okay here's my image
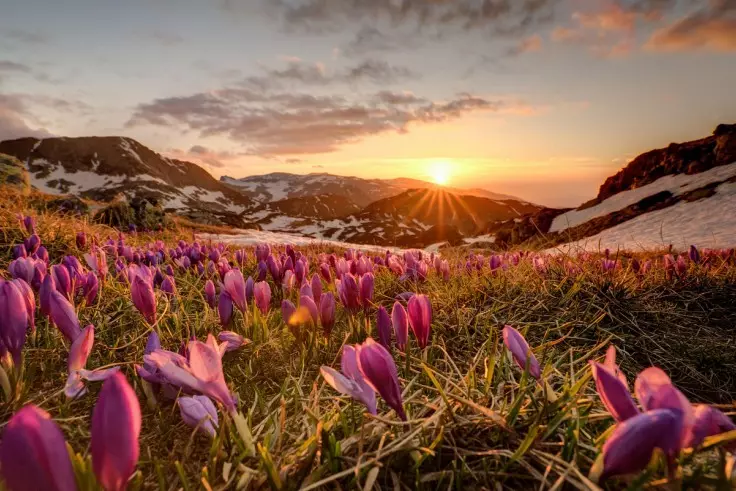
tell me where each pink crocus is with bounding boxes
[204,280,216,308]
[359,273,374,308]
[502,325,541,379]
[91,372,142,491]
[48,290,82,342]
[11,278,35,333]
[300,295,319,327]
[319,292,336,336]
[0,405,77,491]
[337,273,361,313]
[83,271,99,305]
[218,291,234,327]
[407,294,432,349]
[0,280,28,365]
[321,345,377,414]
[254,281,271,315]
[311,273,322,306]
[223,270,247,313]
[131,274,157,324]
[391,301,409,351]
[356,338,406,420]
[217,331,248,354]
[376,306,392,349]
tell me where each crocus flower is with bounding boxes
[356,338,406,420]
[282,270,295,292]
[319,293,336,336]
[502,325,541,379]
[11,278,35,333]
[254,281,271,315]
[321,345,377,414]
[407,294,432,349]
[65,324,100,399]
[131,274,157,324]
[295,260,306,284]
[161,275,176,296]
[300,295,319,327]
[51,264,73,301]
[12,244,26,259]
[91,372,142,491]
[359,273,374,308]
[376,306,392,349]
[178,395,219,438]
[0,405,77,491]
[223,270,247,313]
[392,301,409,351]
[689,245,700,264]
[0,280,28,364]
[8,257,35,284]
[245,276,255,304]
[310,273,322,306]
[337,273,361,313]
[319,262,332,283]
[84,271,99,305]
[281,299,297,325]
[48,290,82,342]
[217,331,247,353]
[25,234,40,254]
[218,291,234,327]
[604,345,627,387]
[590,362,639,422]
[204,280,216,308]
[39,273,56,317]
[299,282,313,300]
[266,255,281,282]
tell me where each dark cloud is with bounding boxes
[342,60,418,84]
[128,84,533,157]
[0,61,32,73]
[343,26,421,55]
[647,0,736,51]
[3,29,49,45]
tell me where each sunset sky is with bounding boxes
[1,0,735,206]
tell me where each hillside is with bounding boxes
[486,124,736,251]
[0,136,254,227]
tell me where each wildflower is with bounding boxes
[321,345,377,414]
[223,270,247,313]
[8,257,35,284]
[254,281,271,315]
[48,290,82,342]
[0,280,28,364]
[161,275,177,296]
[356,339,406,420]
[300,295,319,327]
[359,273,374,308]
[502,325,541,379]
[311,273,322,306]
[299,282,313,300]
[217,331,248,353]
[281,300,297,325]
[590,362,639,422]
[51,264,73,301]
[131,274,157,324]
[218,291,234,327]
[0,405,77,491]
[91,372,142,491]
[11,278,35,333]
[245,276,255,304]
[83,271,99,305]
[319,262,332,283]
[76,231,87,249]
[407,294,432,349]
[376,306,392,349]
[178,395,219,438]
[392,301,409,351]
[337,273,360,313]
[689,245,700,264]
[204,280,216,308]
[319,292,336,336]
[39,273,56,317]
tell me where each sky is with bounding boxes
[0,0,735,207]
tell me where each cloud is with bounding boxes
[148,31,185,46]
[506,34,543,56]
[0,94,54,141]
[343,26,421,55]
[128,84,535,157]
[3,29,49,45]
[166,145,244,169]
[0,61,32,74]
[646,1,736,52]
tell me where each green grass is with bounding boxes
[2,188,736,490]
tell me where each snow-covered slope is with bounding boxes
[554,180,736,252]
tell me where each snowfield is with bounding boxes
[550,162,736,233]
[197,229,401,253]
[553,180,736,253]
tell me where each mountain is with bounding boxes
[487,123,736,251]
[241,187,543,247]
[0,136,253,226]
[221,172,521,207]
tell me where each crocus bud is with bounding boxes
[218,291,234,327]
[12,244,27,259]
[91,372,141,491]
[48,290,82,342]
[178,395,219,438]
[0,280,29,364]
[359,273,374,308]
[310,273,322,306]
[407,294,431,349]
[25,234,41,254]
[319,263,332,283]
[502,325,541,379]
[299,282,313,300]
[376,306,392,349]
[254,281,271,315]
[356,338,406,420]
[223,270,246,313]
[295,260,306,284]
[76,231,87,249]
[51,265,73,301]
[84,271,99,305]
[9,257,34,284]
[689,245,700,264]
[131,274,157,324]
[217,331,247,353]
[204,280,216,308]
[39,273,56,317]
[161,275,176,296]
[337,274,360,313]
[11,278,35,333]
[300,295,319,327]
[321,345,377,414]
[590,362,639,422]
[66,325,95,398]
[391,301,408,351]
[245,276,255,304]
[0,405,77,491]
[319,292,336,336]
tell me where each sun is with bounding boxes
[428,160,453,186]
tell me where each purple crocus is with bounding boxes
[311,273,322,306]
[178,395,219,438]
[337,273,361,313]
[204,280,216,308]
[300,295,319,327]
[359,273,374,308]
[407,294,432,349]
[245,276,255,304]
[321,345,377,414]
[48,290,82,342]
[590,362,639,422]
[131,274,157,324]
[391,301,409,351]
[281,299,297,325]
[217,331,247,353]
[502,325,541,379]
[689,245,700,264]
[319,262,332,283]
[0,405,77,491]
[223,270,247,313]
[91,372,142,491]
[0,280,28,364]
[376,306,392,349]
[254,281,271,315]
[84,271,99,305]
[8,257,35,284]
[319,292,336,336]
[11,278,35,333]
[39,273,56,318]
[161,275,177,296]
[218,291,234,327]
[51,264,73,301]
[356,338,406,420]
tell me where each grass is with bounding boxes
[1,187,736,490]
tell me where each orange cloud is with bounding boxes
[647,18,736,52]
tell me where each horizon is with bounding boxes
[1,0,735,207]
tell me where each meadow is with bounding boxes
[2,189,736,490]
